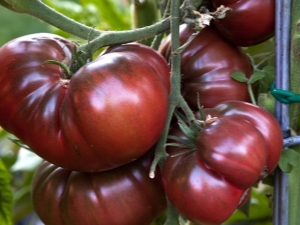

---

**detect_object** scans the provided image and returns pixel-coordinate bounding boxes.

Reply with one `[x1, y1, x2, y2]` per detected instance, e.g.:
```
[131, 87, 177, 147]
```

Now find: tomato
[211, 0, 275, 46]
[163, 100, 283, 224]
[0, 33, 170, 172]
[159, 24, 253, 109]
[201, 100, 283, 177]
[31, 151, 167, 225]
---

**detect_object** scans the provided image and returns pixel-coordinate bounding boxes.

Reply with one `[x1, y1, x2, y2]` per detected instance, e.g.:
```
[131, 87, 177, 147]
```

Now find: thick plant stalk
[5, 0, 171, 46]
[288, 0, 300, 224]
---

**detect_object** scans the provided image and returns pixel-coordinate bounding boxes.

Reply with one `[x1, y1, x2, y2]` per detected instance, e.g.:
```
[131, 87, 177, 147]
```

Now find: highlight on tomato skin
[162, 100, 283, 225]
[163, 145, 247, 225]
[0, 33, 170, 172]
[31, 150, 167, 225]
[159, 24, 253, 109]
[211, 0, 275, 46]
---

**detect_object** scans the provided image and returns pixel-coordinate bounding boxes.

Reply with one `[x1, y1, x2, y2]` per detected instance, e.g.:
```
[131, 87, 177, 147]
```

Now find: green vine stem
[7, 0, 100, 40]
[149, 0, 202, 180]
[78, 18, 170, 54]
[248, 83, 257, 105]
[288, 0, 300, 224]
[6, 0, 171, 47]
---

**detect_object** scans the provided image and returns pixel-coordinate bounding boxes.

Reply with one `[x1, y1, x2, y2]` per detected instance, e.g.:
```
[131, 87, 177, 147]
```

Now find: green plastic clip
[270, 81, 300, 104]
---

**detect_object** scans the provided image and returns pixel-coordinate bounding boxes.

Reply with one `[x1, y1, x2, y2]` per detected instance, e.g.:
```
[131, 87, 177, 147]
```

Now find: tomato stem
[7, 0, 100, 40]
[7, 0, 206, 58]
[78, 18, 171, 54]
[150, 0, 202, 179]
[44, 60, 72, 79]
[247, 83, 257, 105]
[150, 0, 182, 180]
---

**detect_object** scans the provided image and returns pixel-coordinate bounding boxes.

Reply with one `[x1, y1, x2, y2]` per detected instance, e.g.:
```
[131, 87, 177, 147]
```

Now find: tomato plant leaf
[163, 201, 180, 225]
[262, 65, 275, 74]
[278, 148, 300, 173]
[0, 160, 13, 225]
[257, 65, 276, 93]
[248, 71, 265, 84]
[231, 71, 249, 83]
[80, 0, 130, 30]
[167, 135, 195, 149]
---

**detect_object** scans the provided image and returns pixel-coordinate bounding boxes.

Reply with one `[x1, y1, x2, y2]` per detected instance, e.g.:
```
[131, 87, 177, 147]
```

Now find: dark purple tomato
[32, 151, 167, 225]
[0, 33, 170, 172]
[159, 24, 253, 109]
[212, 0, 275, 46]
[163, 100, 283, 224]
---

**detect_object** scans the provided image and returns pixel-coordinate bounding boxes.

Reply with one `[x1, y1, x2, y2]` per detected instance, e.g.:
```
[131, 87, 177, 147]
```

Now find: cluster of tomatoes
[0, 0, 282, 225]
[159, 0, 282, 224]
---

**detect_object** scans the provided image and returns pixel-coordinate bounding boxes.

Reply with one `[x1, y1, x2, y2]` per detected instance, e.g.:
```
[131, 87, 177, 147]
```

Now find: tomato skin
[32, 151, 167, 225]
[163, 100, 283, 224]
[202, 100, 283, 177]
[212, 0, 275, 46]
[0, 33, 170, 172]
[159, 25, 253, 109]
[196, 117, 267, 189]
[163, 147, 246, 225]
[103, 43, 171, 93]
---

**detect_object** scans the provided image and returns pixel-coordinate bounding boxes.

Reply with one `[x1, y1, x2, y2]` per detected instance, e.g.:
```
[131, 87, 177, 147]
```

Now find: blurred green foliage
[0, 7, 50, 47]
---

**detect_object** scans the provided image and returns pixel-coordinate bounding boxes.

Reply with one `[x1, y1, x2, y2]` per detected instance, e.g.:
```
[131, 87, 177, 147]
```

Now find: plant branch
[150, 0, 182, 180]
[7, 0, 172, 48]
[150, 0, 202, 178]
[79, 18, 171, 54]
[248, 84, 257, 105]
[7, 0, 100, 40]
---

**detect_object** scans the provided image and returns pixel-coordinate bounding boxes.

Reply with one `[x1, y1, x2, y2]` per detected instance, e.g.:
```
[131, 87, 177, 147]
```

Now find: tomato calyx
[44, 60, 72, 79]
[202, 114, 218, 125]
[44, 45, 93, 79]
[182, 5, 231, 30]
[168, 110, 218, 153]
[69, 48, 93, 74]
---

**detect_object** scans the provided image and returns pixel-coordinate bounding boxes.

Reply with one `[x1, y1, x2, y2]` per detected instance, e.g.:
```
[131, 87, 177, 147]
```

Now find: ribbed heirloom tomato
[212, 0, 275, 46]
[31, 151, 167, 225]
[159, 24, 253, 109]
[0, 33, 170, 172]
[163, 100, 283, 225]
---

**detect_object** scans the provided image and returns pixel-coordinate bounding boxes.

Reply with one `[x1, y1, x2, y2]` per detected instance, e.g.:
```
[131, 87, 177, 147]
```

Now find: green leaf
[257, 65, 276, 93]
[278, 148, 300, 173]
[0, 160, 13, 225]
[164, 201, 180, 225]
[262, 65, 275, 74]
[248, 71, 265, 84]
[81, 0, 131, 30]
[231, 71, 249, 83]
